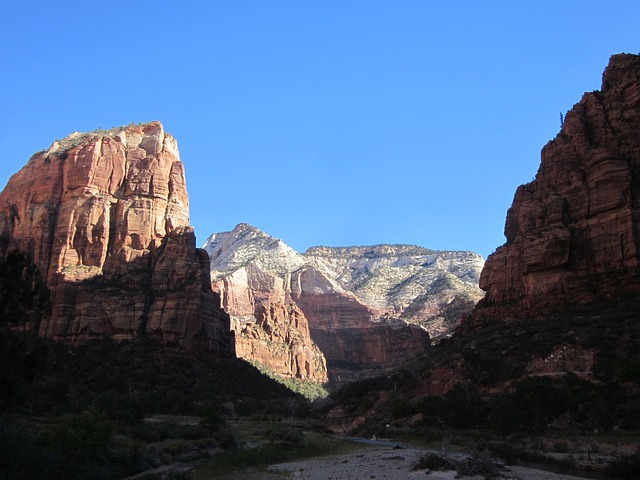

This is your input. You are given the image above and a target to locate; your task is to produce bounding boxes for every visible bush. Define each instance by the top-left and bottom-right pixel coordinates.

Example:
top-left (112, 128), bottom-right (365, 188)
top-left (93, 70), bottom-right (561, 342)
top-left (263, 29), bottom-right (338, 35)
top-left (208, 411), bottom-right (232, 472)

top-left (131, 422), bottom-right (168, 443)
top-left (36, 410), bottom-right (114, 461)
top-left (266, 426), bottom-right (304, 446)
top-left (457, 448), bottom-right (502, 479)
top-left (200, 402), bottom-right (225, 433)
top-left (442, 384), bottom-right (487, 429)
top-left (0, 418), bottom-right (52, 480)
top-left (389, 394), bottom-right (416, 419)
top-left (0, 250), bottom-right (51, 329)
top-left (93, 389), bottom-right (143, 424)
top-left (413, 452), bottom-right (455, 471)
top-left (605, 453), bottom-right (640, 479)
top-left (487, 392), bottom-right (527, 434)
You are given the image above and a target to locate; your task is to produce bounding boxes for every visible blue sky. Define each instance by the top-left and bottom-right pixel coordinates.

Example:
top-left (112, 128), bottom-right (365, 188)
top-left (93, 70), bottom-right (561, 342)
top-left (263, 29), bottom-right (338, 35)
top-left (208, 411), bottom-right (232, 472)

top-left (1, 2), bottom-right (639, 259)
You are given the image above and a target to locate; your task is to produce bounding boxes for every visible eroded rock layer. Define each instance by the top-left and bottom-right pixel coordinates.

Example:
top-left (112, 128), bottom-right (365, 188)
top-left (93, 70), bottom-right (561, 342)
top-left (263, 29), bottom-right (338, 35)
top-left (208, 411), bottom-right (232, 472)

top-left (204, 223), bottom-right (484, 382)
top-left (470, 53), bottom-right (640, 325)
top-left (0, 122), bottom-right (232, 354)
top-left (207, 224), bottom-right (328, 383)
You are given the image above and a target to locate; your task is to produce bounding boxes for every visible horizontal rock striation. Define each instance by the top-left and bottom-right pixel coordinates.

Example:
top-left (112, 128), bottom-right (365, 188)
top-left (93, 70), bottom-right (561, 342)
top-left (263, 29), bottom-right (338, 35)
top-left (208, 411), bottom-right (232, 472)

top-left (0, 122), bottom-right (232, 354)
top-left (204, 224), bottom-right (484, 382)
top-left (469, 53), bottom-right (640, 325)
top-left (302, 245), bottom-right (484, 338)
top-left (206, 224), bottom-right (327, 382)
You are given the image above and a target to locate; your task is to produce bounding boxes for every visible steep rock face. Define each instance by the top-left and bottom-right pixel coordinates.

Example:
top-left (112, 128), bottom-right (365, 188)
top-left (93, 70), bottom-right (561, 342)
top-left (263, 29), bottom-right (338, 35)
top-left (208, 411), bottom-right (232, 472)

top-left (302, 245), bottom-right (484, 338)
top-left (470, 53), bottom-right (640, 325)
top-left (206, 224), bottom-right (327, 382)
top-left (290, 264), bottom-right (431, 369)
top-left (204, 224), bottom-right (484, 381)
top-left (0, 122), bottom-right (232, 354)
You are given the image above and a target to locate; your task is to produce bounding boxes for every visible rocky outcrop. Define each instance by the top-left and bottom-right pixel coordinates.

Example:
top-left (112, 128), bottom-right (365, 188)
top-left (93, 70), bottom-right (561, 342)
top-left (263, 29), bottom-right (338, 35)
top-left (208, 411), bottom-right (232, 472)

top-left (469, 53), bottom-right (640, 326)
top-left (302, 245), bottom-right (484, 338)
top-left (0, 122), bottom-right (232, 354)
top-left (232, 299), bottom-right (328, 383)
top-left (204, 224), bottom-right (484, 382)
top-left (206, 224), bottom-right (327, 382)
top-left (326, 55), bottom-right (640, 439)
top-left (290, 260), bottom-right (432, 384)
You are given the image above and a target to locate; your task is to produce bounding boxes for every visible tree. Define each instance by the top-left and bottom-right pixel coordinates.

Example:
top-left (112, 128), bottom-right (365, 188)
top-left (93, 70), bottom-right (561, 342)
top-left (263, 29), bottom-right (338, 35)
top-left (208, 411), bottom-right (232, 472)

top-left (0, 250), bottom-right (50, 329)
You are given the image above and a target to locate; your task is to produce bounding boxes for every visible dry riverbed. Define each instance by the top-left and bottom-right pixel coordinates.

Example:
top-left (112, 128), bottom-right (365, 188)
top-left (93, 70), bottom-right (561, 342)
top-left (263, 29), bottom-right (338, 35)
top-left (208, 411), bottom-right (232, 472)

top-left (214, 441), bottom-right (592, 480)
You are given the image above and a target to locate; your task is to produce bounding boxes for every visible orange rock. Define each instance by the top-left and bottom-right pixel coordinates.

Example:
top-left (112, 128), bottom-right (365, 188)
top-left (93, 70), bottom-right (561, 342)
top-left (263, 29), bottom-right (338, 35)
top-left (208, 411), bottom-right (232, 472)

top-left (0, 122), bottom-right (233, 354)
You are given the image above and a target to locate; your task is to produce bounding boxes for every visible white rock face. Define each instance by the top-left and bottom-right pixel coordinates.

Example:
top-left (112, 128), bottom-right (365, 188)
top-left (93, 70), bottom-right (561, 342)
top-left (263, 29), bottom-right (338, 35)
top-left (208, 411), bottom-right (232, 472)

top-left (202, 224), bottom-right (485, 382)
top-left (304, 245), bottom-right (484, 328)
top-left (203, 223), bottom-right (306, 281)
top-left (203, 223), bottom-right (485, 339)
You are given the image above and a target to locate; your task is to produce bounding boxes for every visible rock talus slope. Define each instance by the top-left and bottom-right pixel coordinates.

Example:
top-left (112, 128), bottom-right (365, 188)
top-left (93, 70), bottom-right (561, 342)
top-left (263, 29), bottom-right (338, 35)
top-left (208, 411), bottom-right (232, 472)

top-left (204, 224), bottom-right (484, 381)
top-left (0, 122), bottom-right (232, 354)
top-left (469, 53), bottom-right (640, 325)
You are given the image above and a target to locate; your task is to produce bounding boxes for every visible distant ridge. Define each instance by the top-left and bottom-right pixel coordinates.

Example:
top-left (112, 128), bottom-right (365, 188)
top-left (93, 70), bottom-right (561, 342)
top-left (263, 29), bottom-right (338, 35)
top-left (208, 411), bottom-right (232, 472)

top-left (203, 223), bottom-right (484, 384)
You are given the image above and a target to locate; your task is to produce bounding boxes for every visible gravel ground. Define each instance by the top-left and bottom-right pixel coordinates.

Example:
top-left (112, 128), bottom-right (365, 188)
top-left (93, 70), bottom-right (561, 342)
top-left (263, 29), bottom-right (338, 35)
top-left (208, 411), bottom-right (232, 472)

top-left (215, 443), bottom-right (592, 480)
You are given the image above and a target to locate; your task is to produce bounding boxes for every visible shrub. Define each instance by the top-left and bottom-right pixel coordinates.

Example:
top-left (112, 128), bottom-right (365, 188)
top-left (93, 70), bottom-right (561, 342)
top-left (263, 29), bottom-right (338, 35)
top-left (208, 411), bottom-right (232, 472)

top-left (550, 441), bottom-right (570, 453)
top-left (36, 410), bottom-right (114, 461)
top-left (266, 426), bottom-right (304, 446)
top-left (0, 419), bottom-right (52, 480)
top-left (131, 422), bottom-right (168, 443)
top-left (510, 376), bottom-right (565, 430)
top-left (413, 452), bottom-right (455, 471)
top-left (487, 392), bottom-right (527, 434)
top-left (605, 453), bottom-right (640, 479)
top-left (457, 448), bottom-right (503, 479)
top-left (199, 402), bottom-right (225, 433)
top-left (389, 394), bottom-right (416, 419)
top-left (0, 250), bottom-right (51, 329)
top-left (442, 384), bottom-right (487, 429)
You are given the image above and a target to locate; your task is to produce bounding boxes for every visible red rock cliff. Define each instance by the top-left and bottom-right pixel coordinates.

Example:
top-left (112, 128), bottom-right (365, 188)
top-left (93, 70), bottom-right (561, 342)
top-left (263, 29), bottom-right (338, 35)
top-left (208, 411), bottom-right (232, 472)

top-left (206, 224), bottom-right (328, 383)
top-left (203, 225), bottom-right (484, 384)
top-left (471, 53), bottom-right (640, 325)
top-left (0, 122), bottom-right (232, 354)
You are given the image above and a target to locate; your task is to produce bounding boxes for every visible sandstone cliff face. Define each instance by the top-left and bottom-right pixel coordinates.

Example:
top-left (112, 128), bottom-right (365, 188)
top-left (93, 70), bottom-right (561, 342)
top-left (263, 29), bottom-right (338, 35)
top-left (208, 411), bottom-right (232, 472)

top-left (0, 122), bottom-right (232, 354)
top-left (204, 224), bottom-right (484, 381)
top-left (470, 53), bottom-right (640, 325)
top-left (302, 245), bottom-right (484, 338)
top-left (206, 224), bottom-right (327, 382)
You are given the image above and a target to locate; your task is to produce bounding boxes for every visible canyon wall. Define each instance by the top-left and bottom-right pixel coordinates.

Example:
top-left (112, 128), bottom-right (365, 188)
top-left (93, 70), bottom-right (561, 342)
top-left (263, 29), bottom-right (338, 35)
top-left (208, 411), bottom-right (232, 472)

top-left (206, 224), bottom-right (328, 382)
top-left (204, 224), bottom-right (484, 382)
top-left (326, 54), bottom-right (640, 435)
top-left (469, 53), bottom-right (640, 325)
top-left (0, 122), bottom-right (232, 355)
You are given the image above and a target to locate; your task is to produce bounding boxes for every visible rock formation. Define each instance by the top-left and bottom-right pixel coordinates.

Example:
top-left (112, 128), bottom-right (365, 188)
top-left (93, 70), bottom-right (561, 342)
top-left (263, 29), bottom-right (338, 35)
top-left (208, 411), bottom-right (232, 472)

top-left (0, 122), bottom-right (232, 354)
top-left (326, 54), bottom-right (640, 440)
top-left (204, 223), bottom-right (484, 382)
top-left (302, 245), bottom-right (484, 337)
top-left (205, 224), bottom-right (328, 383)
top-left (469, 53), bottom-right (640, 325)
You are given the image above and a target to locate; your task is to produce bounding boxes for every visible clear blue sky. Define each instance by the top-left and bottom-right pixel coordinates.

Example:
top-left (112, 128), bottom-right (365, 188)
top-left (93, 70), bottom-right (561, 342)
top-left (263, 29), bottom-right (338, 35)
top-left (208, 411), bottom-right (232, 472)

top-left (1, 2), bottom-right (639, 259)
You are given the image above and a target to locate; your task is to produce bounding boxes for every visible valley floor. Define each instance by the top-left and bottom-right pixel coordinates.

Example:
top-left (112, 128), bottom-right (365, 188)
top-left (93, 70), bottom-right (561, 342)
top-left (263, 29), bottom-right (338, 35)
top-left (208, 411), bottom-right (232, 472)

top-left (212, 442), bottom-right (593, 480)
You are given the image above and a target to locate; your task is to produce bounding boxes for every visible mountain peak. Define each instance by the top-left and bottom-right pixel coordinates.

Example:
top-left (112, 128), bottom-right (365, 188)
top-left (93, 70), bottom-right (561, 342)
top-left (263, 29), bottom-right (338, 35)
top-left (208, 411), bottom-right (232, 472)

top-left (232, 222), bottom-right (262, 233)
top-left (203, 224), bottom-right (484, 382)
top-left (0, 122), bottom-right (231, 353)
top-left (203, 223), bottom-right (304, 279)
